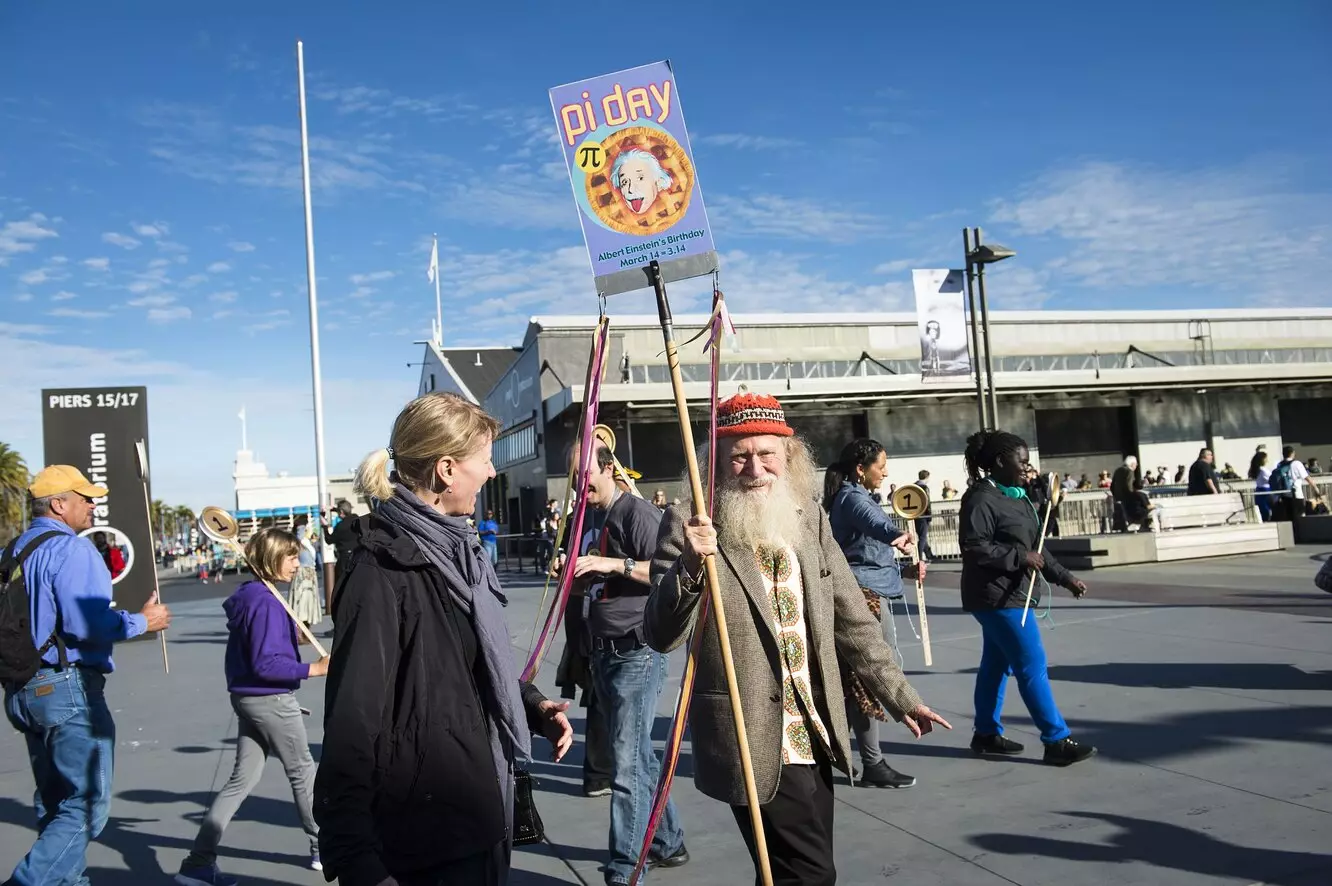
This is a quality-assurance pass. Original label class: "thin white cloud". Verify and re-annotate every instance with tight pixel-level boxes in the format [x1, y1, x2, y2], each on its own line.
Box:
[19, 269, 50, 285]
[209, 290, 238, 303]
[132, 221, 169, 238]
[0, 213, 58, 256]
[207, 261, 231, 273]
[711, 194, 884, 243]
[148, 257, 172, 269]
[873, 259, 915, 274]
[695, 133, 803, 151]
[148, 305, 192, 322]
[49, 307, 111, 319]
[102, 232, 141, 250]
[350, 270, 395, 285]
[82, 256, 110, 270]
[15, 293, 33, 303]
[349, 286, 376, 299]
[228, 241, 256, 252]
[128, 294, 177, 308]
[990, 159, 1332, 298]
[51, 290, 77, 302]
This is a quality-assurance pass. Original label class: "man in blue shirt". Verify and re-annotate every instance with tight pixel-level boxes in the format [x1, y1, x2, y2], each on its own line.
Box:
[4, 465, 171, 886]
[477, 509, 500, 565]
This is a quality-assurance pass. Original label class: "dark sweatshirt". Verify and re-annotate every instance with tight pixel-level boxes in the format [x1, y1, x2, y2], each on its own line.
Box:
[959, 480, 1074, 611]
[223, 579, 311, 695]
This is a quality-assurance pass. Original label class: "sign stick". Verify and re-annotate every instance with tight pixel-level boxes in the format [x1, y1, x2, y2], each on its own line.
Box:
[1021, 473, 1062, 626]
[649, 261, 772, 886]
[198, 507, 328, 657]
[890, 484, 932, 667]
[135, 441, 168, 674]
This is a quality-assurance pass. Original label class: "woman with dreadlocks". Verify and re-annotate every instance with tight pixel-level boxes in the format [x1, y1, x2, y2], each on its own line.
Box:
[823, 438, 924, 789]
[960, 429, 1097, 767]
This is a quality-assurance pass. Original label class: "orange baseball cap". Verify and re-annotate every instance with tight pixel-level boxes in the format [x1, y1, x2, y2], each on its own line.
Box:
[29, 465, 108, 499]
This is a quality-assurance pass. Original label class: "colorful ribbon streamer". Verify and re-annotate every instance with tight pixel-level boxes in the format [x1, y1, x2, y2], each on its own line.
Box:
[520, 317, 611, 683]
[627, 289, 728, 886]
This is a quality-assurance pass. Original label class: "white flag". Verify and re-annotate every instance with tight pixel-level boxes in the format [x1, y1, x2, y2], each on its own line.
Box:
[426, 238, 438, 284]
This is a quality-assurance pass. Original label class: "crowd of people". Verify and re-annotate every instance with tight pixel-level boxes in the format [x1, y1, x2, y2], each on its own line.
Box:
[13, 388, 1328, 886]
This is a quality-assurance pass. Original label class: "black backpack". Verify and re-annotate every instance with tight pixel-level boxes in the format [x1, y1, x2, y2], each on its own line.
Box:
[0, 531, 66, 689]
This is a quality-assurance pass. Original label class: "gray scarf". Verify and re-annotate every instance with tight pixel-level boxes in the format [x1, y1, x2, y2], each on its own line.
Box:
[376, 484, 531, 786]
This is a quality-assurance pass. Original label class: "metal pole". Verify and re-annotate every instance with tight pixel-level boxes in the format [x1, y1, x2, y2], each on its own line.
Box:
[433, 233, 443, 346]
[963, 228, 988, 432]
[974, 227, 1000, 429]
[296, 40, 334, 604]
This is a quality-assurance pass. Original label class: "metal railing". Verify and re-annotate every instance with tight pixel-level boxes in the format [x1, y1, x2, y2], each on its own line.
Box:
[876, 475, 1332, 559]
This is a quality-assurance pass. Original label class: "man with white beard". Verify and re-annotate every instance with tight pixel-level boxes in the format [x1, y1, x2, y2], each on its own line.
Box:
[645, 393, 951, 886]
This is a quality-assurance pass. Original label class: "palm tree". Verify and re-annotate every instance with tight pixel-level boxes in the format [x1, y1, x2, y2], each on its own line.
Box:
[0, 443, 31, 541]
[174, 506, 197, 542]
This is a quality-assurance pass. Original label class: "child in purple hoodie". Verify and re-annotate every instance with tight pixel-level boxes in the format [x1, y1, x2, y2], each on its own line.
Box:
[176, 527, 329, 886]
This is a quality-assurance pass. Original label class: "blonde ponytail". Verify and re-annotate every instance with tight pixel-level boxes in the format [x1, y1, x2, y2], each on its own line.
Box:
[354, 447, 395, 501]
[357, 393, 501, 502]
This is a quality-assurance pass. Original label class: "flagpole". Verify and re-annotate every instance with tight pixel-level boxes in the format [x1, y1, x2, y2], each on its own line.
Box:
[432, 233, 443, 346]
[296, 40, 333, 589]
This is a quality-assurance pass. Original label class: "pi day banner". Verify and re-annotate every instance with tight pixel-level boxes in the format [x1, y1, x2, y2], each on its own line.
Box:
[550, 60, 719, 296]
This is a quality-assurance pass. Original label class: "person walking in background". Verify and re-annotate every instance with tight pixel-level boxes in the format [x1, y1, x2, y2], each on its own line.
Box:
[1025, 466, 1060, 538]
[4, 466, 171, 886]
[941, 479, 958, 500]
[1110, 456, 1138, 532]
[320, 500, 357, 597]
[287, 514, 323, 637]
[914, 469, 935, 562]
[1173, 464, 1187, 484]
[478, 509, 500, 565]
[824, 439, 927, 790]
[176, 528, 329, 886]
[315, 392, 572, 886]
[92, 530, 126, 579]
[1249, 449, 1273, 522]
[652, 488, 669, 510]
[1188, 448, 1220, 495]
[959, 431, 1095, 768]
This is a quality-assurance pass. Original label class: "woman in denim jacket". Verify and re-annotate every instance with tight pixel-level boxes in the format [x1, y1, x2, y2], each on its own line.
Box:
[823, 438, 926, 790]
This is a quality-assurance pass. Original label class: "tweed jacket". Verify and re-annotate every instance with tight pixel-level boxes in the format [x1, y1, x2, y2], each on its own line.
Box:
[645, 504, 924, 806]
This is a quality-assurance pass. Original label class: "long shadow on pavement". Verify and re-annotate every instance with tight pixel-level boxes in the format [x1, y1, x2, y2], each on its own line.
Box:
[1062, 704, 1332, 762]
[969, 812, 1332, 886]
[1047, 662, 1332, 692]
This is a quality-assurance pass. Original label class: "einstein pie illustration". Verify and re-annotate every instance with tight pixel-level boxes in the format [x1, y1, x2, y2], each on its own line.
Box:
[584, 126, 695, 236]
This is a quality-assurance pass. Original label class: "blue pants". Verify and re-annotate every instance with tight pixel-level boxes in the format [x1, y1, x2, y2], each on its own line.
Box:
[4, 667, 115, 886]
[1255, 484, 1272, 522]
[971, 609, 1070, 744]
[590, 644, 685, 884]
[482, 538, 498, 565]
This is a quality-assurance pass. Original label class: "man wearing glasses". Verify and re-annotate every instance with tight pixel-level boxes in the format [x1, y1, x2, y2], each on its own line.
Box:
[2, 465, 171, 886]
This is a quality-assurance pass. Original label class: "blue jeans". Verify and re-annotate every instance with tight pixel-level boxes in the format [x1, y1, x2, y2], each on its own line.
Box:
[590, 644, 685, 884]
[971, 609, 1070, 744]
[482, 538, 498, 565]
[4, 667, 115, 886]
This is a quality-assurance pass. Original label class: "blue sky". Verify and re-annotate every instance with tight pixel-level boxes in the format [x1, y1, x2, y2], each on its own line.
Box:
[3, 1, 1329, 509]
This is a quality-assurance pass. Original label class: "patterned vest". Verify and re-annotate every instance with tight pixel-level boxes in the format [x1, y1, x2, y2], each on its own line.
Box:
[755, 543, 833, 765]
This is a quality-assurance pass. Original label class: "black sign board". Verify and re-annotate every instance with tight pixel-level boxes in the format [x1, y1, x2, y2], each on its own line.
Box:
[41, 387, 154, 615]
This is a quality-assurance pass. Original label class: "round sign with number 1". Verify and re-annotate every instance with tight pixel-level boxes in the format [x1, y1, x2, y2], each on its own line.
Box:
[890, 483, 930, 520]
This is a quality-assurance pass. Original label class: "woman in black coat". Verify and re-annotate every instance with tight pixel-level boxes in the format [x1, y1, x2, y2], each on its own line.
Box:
[314, 393, 572, 886]
[958, 430, 1096, 768]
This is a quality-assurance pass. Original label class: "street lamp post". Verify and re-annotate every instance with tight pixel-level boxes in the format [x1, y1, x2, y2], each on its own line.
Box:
[962, 228, 989, 432]
[967, 228, 1017, 432]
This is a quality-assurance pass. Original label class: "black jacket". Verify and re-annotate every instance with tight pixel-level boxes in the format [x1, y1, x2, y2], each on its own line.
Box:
[314, 514, 547, 886]
[322, 517, 358, 565]
[959, 481, 1073, 611]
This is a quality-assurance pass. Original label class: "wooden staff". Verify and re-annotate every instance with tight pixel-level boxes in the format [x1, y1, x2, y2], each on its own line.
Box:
[198, 507, 328, 657]
[890, 484, 932, 667]
[135, 441, 169, 674]
[1021, 473, 1062, 626]
[648, 260, 772, 886]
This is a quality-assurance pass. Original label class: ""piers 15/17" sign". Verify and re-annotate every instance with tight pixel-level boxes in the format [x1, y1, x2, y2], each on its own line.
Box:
[41, 387, 155, 616]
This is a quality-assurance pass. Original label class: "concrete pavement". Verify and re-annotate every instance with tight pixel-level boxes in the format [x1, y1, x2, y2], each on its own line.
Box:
[1, 547, 1329, 884]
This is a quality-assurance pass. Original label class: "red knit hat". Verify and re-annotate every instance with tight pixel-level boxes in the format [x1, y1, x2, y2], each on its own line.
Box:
[716, 392, 793, 438]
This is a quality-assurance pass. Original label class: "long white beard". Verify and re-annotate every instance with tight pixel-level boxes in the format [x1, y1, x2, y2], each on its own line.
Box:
[716, 473, 808, 551]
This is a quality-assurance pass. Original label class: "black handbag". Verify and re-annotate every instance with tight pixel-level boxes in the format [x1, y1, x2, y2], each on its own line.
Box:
[513, 769, 545, 845]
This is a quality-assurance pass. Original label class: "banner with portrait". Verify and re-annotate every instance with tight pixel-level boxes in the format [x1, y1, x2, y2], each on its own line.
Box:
[911, 269, 972, 382]
[550, 60, 718, 296]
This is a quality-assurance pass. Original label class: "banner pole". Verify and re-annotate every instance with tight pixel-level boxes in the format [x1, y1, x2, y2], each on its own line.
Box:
[648, 260, 772, 886]
[296, 39, 334, 589]
[963, 228, 988, 432]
